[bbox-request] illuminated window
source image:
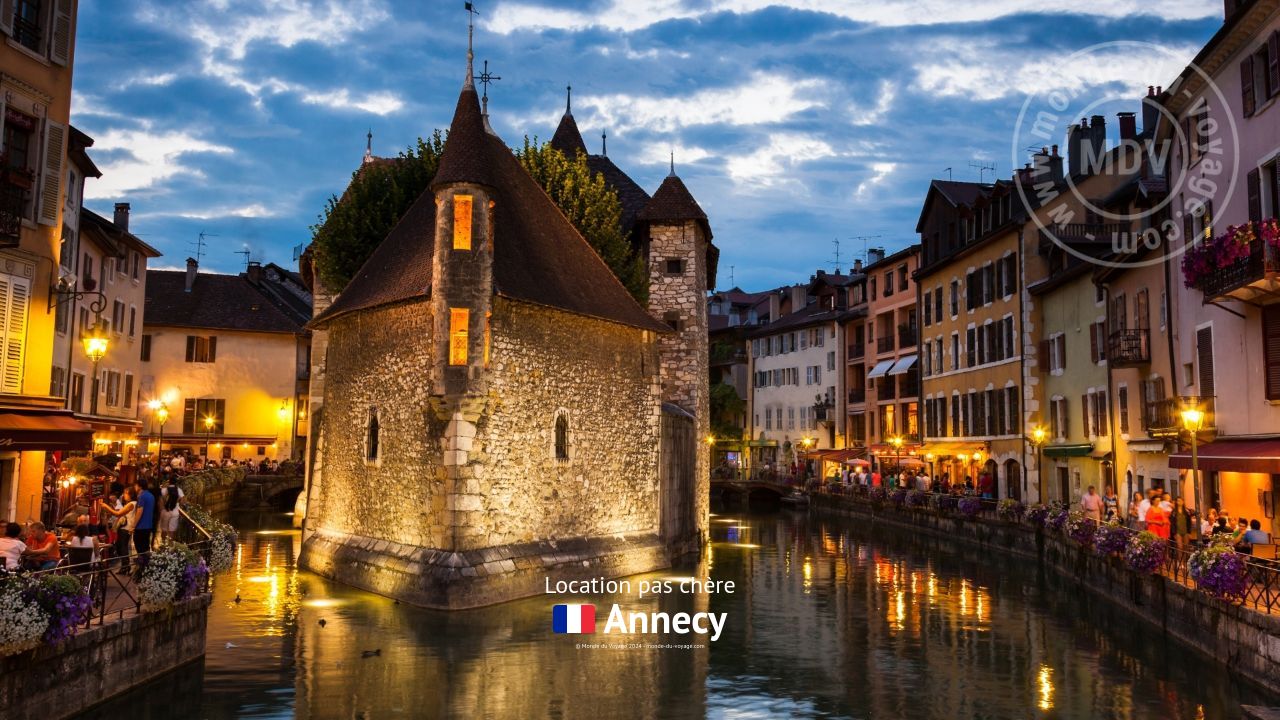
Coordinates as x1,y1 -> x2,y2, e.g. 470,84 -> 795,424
483,311 -> 491,368
449,308 -> 470,365
366,408 -> 380,461
453,195 -> 473,250
555,414 -> 569,460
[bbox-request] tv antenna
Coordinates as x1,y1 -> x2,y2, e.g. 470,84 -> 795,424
943,167 -> 952,180
728,265 -> 735,287
849,235 -> 882,266
969,160 -> 996,183
189,231 -> 218,265
234,246 -> 251,268
831,239 -> 843,273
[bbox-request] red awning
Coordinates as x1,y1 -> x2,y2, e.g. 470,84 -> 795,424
0,412 -> 94,452
1169,438 -> 1280,474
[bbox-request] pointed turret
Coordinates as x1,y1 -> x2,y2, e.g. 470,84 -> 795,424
550,85 -> 588,157
433,84 -> 497,190
637,173 -> 709,229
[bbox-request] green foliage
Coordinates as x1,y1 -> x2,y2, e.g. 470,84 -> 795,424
517,137 -> 648,303
311,133 -> 446,291
710,381 -> 746,439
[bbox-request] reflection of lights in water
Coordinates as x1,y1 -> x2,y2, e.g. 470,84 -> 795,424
256,530 -> 297,536
713,543 -> 760,549
1037,665 -> 1054,710
895,590 -> 905,627
248,576 -> 272,583
726,526 -> 739,543
802,558 -> 812,593
283,512 -> 295,517
927,575 -> 937,599
712,519 -> 739,524
960,580 -> 969,613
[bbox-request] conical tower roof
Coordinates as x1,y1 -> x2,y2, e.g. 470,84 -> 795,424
638,173 -> 708,226
550,112 -> 588,157
432,84 -> 498,190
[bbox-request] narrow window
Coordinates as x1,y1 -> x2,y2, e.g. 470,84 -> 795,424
664,311 -> 682,332
665,258 -> 684,275
449,308 -> 470,365
555,414 -> 569,460
453,195 -> 473,250
367,408 -> 380,461
483,311 -> 492,368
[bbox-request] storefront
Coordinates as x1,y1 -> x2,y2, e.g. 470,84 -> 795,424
1041,444 -> 1113,504
1170,438 -> 1280,535
0,408 -> 94,524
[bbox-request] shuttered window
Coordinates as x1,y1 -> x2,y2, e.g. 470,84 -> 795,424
1270,31 -> 1280,100
38,119 -> 66,226
1196,326 -> 1215,399
0,271 -> 30,393
185,335 -> 217,363
1118,386 -> 1129,434
1243,54 -> 1257,117
1264,306 -> 1280,401
1248,168 -> 1262,222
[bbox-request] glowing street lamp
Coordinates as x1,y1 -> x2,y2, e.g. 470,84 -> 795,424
151,401 -> 170,459
1181,402 -> 1206,518
1029,424 -> 1049,502
889,435 -> 905,477
82,318 -> 109,415
203,415 -> 217,459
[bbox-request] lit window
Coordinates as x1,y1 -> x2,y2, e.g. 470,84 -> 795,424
453,195 -> 473,250
483,311 -> 491,368
449,308 -> 470,365
555,414 -> 569,460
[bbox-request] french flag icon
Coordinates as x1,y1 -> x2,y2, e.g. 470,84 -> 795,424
552,604 -> 596,634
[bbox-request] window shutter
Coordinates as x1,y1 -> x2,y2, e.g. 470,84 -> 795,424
185,336 -> 195,362
1090,323 -> 1099,364
1248,168 -> 1262,222
1181,116 -> 1193,160
0,0 -> 13,36
1265,306 -> 1280,401
1098,390 -> 1108,435
49,0 -> 72,66
37,120 -> 67,226
1182,211 -> 1194,247
1196,326 -> 1215,398
0,274 -> 29,393
183,399 -> 197,435
1038,339 -> 1050,369
1118,387 -> 1129,434
1242,55 -> 1257,117
1082,394 -> 1090,436
1270,32 -> 1280,98
209,336 -> 217,361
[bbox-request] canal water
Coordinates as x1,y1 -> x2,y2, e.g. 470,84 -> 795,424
81,508 -> 1273,719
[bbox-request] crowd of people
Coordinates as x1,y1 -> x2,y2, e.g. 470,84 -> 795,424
1078,485 -> 1274,556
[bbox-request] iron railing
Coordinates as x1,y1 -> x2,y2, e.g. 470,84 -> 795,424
1107,328 -> 1150,366
877,336 -> 895,355
1196,240 -> 1280,300
848,344 -> 865,361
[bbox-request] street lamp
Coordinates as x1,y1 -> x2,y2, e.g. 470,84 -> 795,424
925,452 -> 936,485
150,400 -> 169,461
203,415 -> 217,459
889,435 -> 904,479
82,318 -> 108,416
1029,424 -> 1048,503
1181,403 -> 1205,519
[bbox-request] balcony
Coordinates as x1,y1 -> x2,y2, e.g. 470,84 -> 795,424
1144,396 -> 1216,437
1107,329 -> 1150,367
899,376 -> 919,398
876,336 -> 895,355
1052,222 -> 1131,245
1194,238 -> 1280,305
898,326 -> 917,348
0,169 -> 32,247
848,343 -> 865,362
848,388 -> 866,405
879,380 -> 897,401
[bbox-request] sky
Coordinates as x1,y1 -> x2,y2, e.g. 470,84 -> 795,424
72,0 -> 1227,291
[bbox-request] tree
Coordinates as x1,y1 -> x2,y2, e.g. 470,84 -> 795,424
517,137 -> 648,303
710,381 -> 746,439
311,133 -> 446,291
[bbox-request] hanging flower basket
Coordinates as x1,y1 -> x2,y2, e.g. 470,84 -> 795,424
0,577 -> 48,657
1093,522 -> 1131,557
1182,220 -> 1278,288
889,489 -> 908,507
906,489 -> 928,508
138,543 -> 208,613
958,497 -> 983,518
28,575 -> 92,645
1124,531 -> 1167,575
1025,503 -> 1050,528
1065,510 -> 1097,547
1188,541 -> 1249,599
1045,503 -> 1070,533
997,498 -> 1025,521
867,487 -> 886,506
932,494 -> 958,514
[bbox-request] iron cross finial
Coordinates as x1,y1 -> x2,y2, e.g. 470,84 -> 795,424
566,84 -> 572,114
474,60 -> 501,100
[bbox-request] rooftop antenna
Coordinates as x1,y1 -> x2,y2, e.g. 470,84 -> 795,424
849,235 -> 882,266
189,231 -> 218,265
969,160 -> 996,183
565,84 -> 572,115
729,265 -> 735,287
601,129 -> 607,156
831,238 -> 842,273
474,59 -> 500,117
943,167 -> 952,180
464,2 -> 478,86
234,246 -> 251,269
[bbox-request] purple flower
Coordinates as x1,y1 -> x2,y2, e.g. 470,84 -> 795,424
1093,523 -> 1131,556
997,499 -> 1025,521
958,497 -> 983,517
1124,531 -> 1167,575
1189,545 -> 1249,598
890,489 -> 908,506
1045,505 -> 1070,533
933,494 -> 958,513
906,490 -> 929,507
868,487 -> 887,504
1025,504 -> 1050,527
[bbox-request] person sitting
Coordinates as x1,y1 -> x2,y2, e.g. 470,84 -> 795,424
68,523 -> 103,565
59,497 -> 90,528
21,523 -> 60,570
1242,519 -> 1270,550
0,522 -> 25,571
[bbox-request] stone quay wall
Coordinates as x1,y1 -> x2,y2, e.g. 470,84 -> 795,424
0,595 -> 212,720
811,494 -> 1280,696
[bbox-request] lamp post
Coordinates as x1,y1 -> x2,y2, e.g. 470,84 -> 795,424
204,415 -> 217,459
1181,404 -> 1205,519
82,318 -> 108,416
149,400 -> 169,461
1029,425 -> 1048,503
925,453 -> 936,487
890,435 -> 904,480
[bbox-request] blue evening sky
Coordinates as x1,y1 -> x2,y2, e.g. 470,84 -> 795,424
72,1 -> 1225,291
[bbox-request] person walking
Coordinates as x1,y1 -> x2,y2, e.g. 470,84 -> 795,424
158,476 -> 184,544
1103,486 -> 1119,522
133,479 -> 157,556
1170,496 -> 1195,551
1081,486 -> 1103,522
1145,498 -> 1171,540
99,489 -> 137,571
1127,492 -> 1143,529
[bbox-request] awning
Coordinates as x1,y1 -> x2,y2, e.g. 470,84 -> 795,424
1127,440 -> 1167,454
919,442 -> 988,457
745,440 -> 778,448
0,412 -> 94,452
887,355 -> 918,376
1089,448 -> 1112,460
866,360 -> 896,379
1169,438 -> 1280,474
1043,443 -> 1094,458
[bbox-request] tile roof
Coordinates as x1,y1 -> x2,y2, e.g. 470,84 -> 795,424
145,270 -> 305,334
550,112 -> 589,157
586,154 -> 650,237
314,84 -> 669,334
638,174 -> 709,229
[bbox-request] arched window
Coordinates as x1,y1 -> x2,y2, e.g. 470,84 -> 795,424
554,414 -> 568,460
366,408 -> 380,462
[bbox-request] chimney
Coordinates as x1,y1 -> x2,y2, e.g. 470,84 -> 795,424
1118,112 -> 1137,141
1067,119 -> 1087,178
853,258 -> 863,273
1142,86 -> 1161,137
113,203 -> 130,232
867,247 -> 886,265
185,257 -> 198,293
246,260 -> 263,285
768,292 -> 781,323
1224,0 -> 1243,20
790,284 -> 808,309
1030,146 -> 1064,187
1089,114 -> 1107,159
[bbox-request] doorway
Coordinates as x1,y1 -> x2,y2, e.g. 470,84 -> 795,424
0,457 -> 15,522
1057,466 -> 1070,504
1004,459 -> 1022,500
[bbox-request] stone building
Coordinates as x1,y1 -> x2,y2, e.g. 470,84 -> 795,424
299,68 -> 714,608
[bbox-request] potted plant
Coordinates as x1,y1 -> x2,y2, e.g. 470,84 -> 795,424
1188,540 -> 1249,599
997,498 -> 1025,521
1123,531 -> 1167,575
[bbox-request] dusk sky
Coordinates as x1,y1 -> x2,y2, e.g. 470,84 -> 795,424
73,1 -> 1226,290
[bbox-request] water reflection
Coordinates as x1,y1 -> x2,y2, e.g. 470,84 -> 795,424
81,510 -> 1273,719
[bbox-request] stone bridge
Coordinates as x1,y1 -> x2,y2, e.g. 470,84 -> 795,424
234,474 -> 305,510
710,476 -> 794,503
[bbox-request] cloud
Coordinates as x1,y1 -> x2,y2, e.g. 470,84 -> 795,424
850,81 -> 896,127
164,203 -> 278,221
488,0 -> 1220,33
578,72 -> 824,134
855,162 -> 898,200
84,126 -> 234,198
638,143 -> 713,168
301,89 -> 405,115
725,133 -> 836,188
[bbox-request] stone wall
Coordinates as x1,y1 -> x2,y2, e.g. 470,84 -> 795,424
811,494 -> 1280,696
0,595 -> 211,720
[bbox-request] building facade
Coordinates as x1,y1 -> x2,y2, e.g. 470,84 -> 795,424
863,246 -> 922,467
141,261 -> 310,462
0,0 -> 89,523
